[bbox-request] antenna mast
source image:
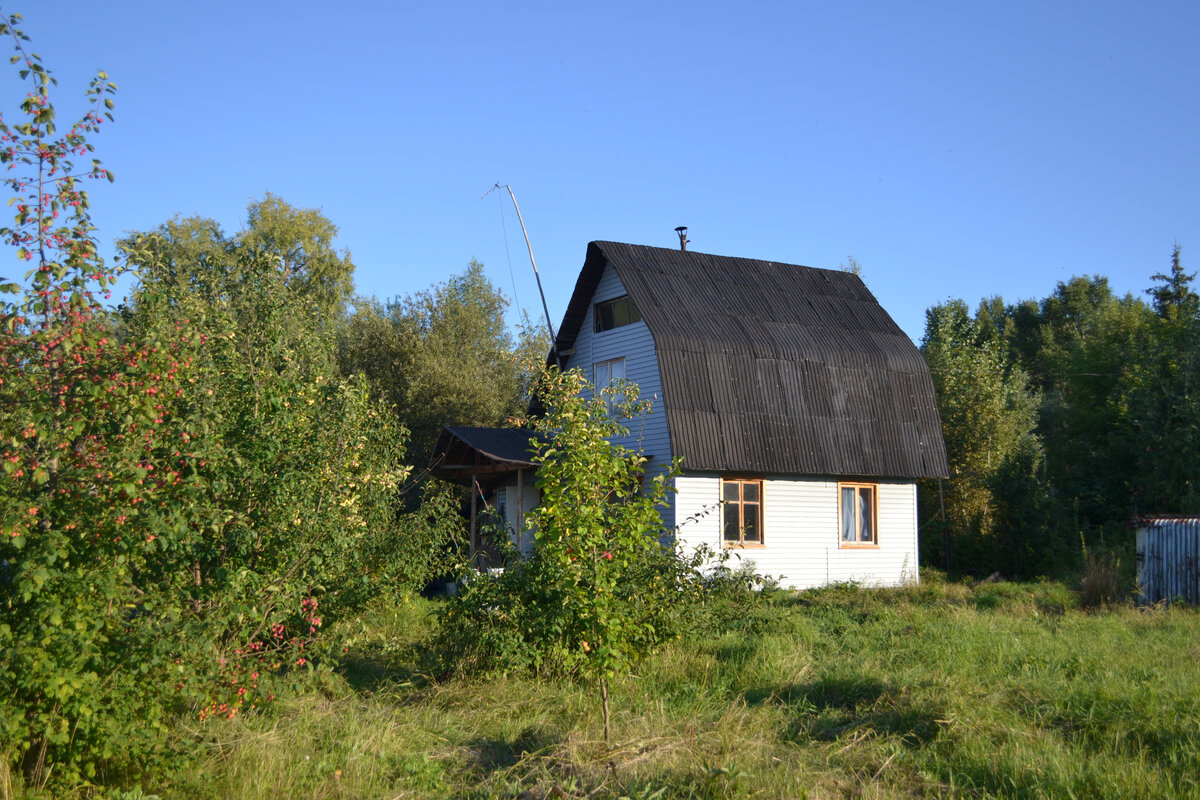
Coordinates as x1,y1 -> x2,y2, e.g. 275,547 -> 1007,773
486,183 -> 557,349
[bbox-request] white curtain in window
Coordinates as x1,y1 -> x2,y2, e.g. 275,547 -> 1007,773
841,487 -> 855,541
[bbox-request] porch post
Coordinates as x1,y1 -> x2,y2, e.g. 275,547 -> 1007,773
516,467 -> 525,552
469,472 -> 478,567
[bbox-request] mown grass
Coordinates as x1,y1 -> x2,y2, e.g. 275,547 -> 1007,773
20,576 -> 1200,799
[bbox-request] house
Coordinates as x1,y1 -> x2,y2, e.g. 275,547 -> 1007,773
432,240 -> 949,588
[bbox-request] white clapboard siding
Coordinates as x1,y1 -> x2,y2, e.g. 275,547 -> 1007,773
562,263 -> 675,527
673,475 -> 919,589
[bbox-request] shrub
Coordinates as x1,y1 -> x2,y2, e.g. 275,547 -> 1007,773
439,536 -> 742,679
0,14 -> 438,788
0,16 -> 184,786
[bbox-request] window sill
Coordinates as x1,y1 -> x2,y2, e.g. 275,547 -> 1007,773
723,542 -> 766,549
839,542 -> 880,549
594,322 -> 644,334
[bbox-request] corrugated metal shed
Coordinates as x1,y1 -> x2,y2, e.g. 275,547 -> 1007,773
552,241 -> 949,480
1136,516 -> 1200,604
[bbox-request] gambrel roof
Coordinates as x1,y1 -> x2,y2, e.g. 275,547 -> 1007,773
554,241 -> 949,479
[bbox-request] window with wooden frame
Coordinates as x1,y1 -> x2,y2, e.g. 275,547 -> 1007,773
839,482 -> 877,547
594,295 -> 642,333
722,477 -> 763,546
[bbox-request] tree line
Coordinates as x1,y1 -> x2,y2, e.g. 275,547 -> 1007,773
920,245 -> 1199,578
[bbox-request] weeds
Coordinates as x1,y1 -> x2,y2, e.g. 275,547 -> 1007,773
10,581 -> 1199,799
1081,549 -> 1124,607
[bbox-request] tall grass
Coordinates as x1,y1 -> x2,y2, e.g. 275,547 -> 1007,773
13,577 -> 1200,799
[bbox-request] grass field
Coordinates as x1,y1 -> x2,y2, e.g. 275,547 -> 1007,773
17,575 -> 1200,799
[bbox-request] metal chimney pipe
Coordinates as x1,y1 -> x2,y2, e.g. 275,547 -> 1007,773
675,226 -> 689,251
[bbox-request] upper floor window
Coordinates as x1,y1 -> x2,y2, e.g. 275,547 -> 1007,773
594,358 -> 625,414
594,296 -> 642,333
594,357 -> 625,391
839,482 -> 877,547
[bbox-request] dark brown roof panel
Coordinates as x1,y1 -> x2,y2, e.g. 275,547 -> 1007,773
554,241 -> 949,479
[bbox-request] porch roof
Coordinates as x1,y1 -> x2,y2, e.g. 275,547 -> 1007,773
429,425 -> 541,483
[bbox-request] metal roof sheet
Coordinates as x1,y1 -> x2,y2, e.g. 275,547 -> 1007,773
553,241 -> 949,479
433,425 -> 541,467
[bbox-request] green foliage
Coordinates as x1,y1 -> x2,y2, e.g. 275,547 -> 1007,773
439,536 -> 751,681
387,479 -> 467,590
438,369 -> 682,680
523,369 -> 676,682
1123,247 -> 1200,513
337,261 -> 548,465
0,16 -> 442,786
115,200 -> 438,714
923,247 -> 1200,577
0,14 -> 189,787
1147,243 -> 1198,319
434,370 -> 784,744
1036,282 -> 1155,525
240,193 -> 355,322
919,299 -> 1048,575
120,194 -> 351,372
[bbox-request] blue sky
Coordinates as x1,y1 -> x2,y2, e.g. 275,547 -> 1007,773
7,1 -> 1199,342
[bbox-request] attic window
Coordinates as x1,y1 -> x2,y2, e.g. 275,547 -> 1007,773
594,296 -> 642,333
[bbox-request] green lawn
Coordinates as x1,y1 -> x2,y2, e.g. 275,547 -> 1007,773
63,578 -> 1200,799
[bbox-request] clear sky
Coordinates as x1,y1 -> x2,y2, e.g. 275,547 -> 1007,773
8,1 -> 1199,342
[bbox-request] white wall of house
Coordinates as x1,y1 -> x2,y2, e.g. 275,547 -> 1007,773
562,263 -> 675,527
673,474 -> 919,589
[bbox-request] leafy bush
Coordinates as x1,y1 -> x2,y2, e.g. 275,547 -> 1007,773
0,15 -> 185,786
434,369 -> 778,739
438,537 -> 737,678
0,15 -> 446,789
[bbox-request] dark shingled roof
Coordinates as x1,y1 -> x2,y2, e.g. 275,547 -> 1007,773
433,426 -> 540,466
429,427 -> 541,482
554,241 -> 949,479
